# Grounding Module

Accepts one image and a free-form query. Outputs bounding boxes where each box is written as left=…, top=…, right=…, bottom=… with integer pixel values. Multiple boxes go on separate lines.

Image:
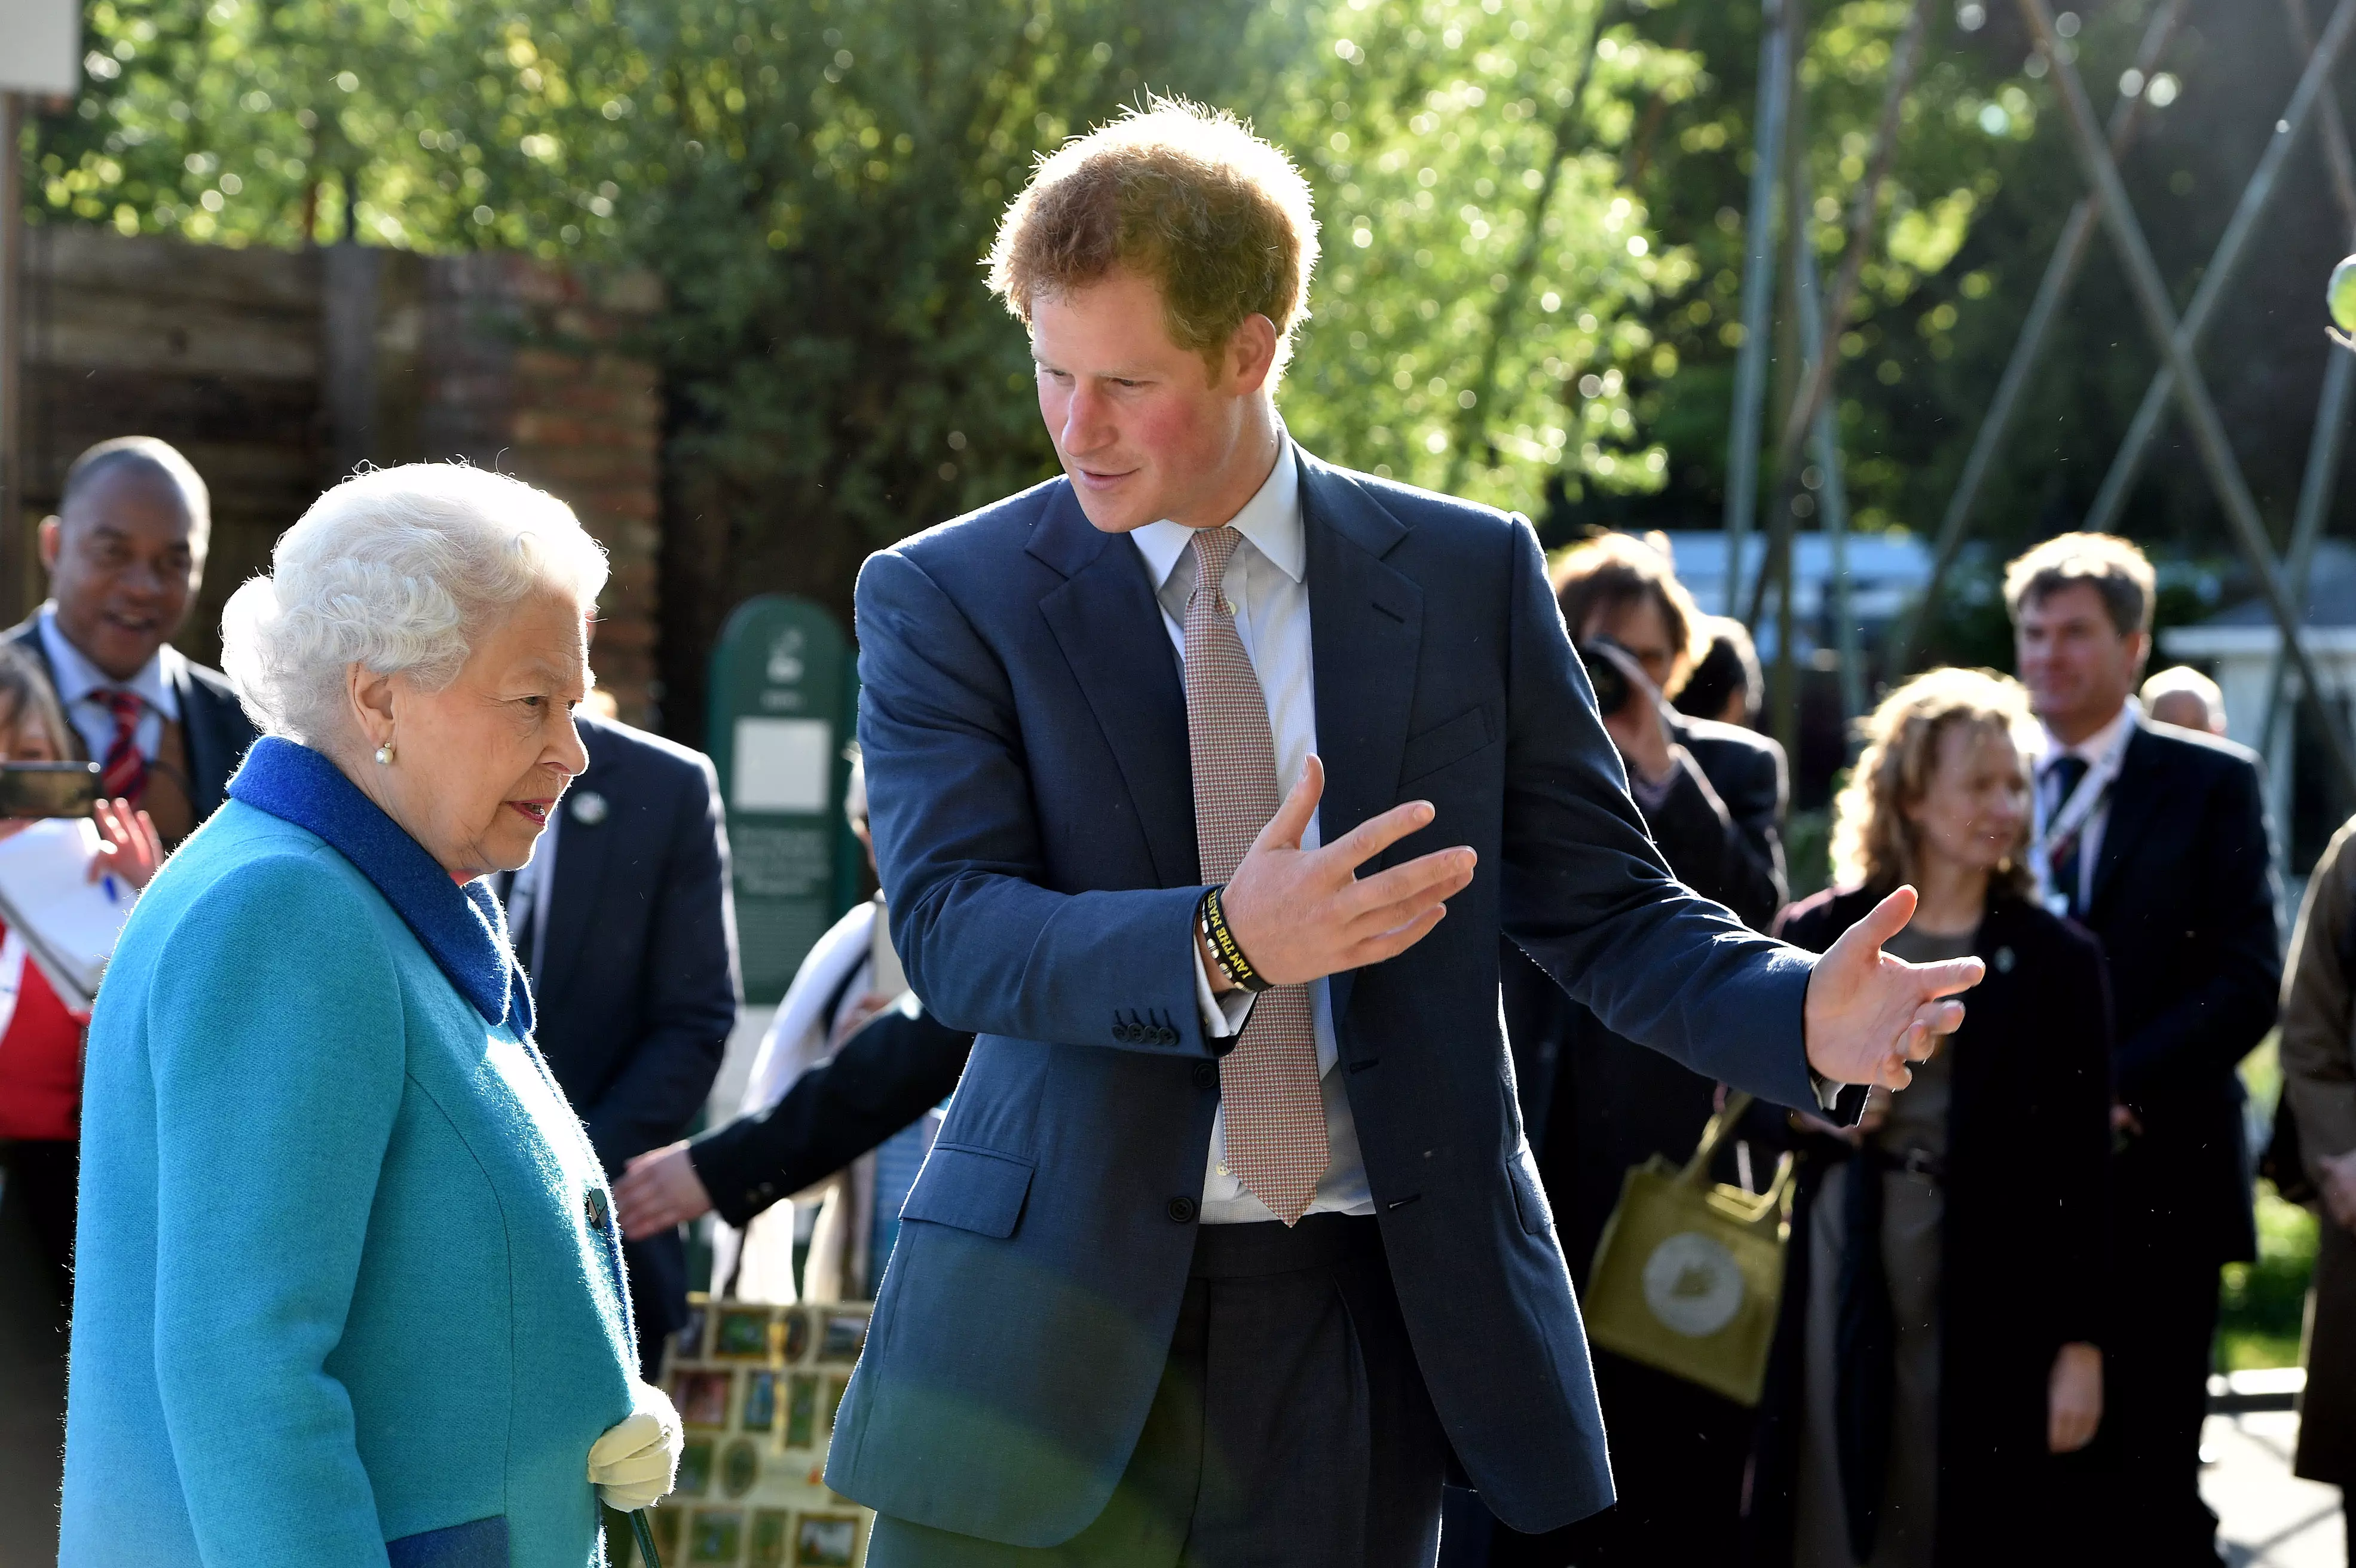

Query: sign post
left=707, top=595, right=859, bottom=1006
left=1, top=0, right=81, bottom=621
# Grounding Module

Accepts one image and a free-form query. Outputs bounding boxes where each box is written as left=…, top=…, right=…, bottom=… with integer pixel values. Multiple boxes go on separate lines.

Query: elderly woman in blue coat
left=60, top=463, right=681, bottom=1566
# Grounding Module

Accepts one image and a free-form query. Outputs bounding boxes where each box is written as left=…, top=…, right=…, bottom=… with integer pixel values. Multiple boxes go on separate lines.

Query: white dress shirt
left=2036, top=698, right=2137, bottom=912
left=38, top=606, right=182, bottom=765
left=1130, top=439, right=1375, bottom=1224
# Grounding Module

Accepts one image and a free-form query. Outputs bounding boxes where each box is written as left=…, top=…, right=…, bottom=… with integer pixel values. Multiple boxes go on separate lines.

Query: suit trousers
left=867, top=1213, right=1450, bottom=1568
left=2095, top=1234, right=2225, bottom=1567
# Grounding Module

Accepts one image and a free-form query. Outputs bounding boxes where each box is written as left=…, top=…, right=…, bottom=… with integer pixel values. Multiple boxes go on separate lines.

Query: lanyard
left=2031, top=741, right=2123, bottom=911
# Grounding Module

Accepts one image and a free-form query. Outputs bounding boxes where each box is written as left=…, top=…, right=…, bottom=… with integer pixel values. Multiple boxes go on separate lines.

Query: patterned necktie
left=97, top=689, right=149, bottom=803
left=2046, top=754, right=2090, bottom=915
left=1183, top=526, right=1329, bottom=1224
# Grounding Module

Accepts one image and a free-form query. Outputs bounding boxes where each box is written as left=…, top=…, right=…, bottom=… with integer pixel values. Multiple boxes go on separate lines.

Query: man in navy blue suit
left=837, top=103, right=1984, bottom=1566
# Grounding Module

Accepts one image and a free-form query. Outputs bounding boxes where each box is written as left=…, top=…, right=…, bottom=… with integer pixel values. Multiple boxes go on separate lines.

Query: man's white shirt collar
left=37, top=605, right=181, bottom=720
left=1130, top=439, right=1304, bottom=590
left=2041, top=697, right=2135, bottom=773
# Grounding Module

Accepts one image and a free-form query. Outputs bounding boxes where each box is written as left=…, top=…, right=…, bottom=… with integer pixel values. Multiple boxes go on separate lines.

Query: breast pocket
left=899, top=1144, right=1036, bottom=1239
left=1399, top=704, right=1496, bottom=786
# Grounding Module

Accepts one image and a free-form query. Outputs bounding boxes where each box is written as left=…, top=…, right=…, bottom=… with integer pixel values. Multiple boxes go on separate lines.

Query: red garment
left=0, top=931, right=89, bottom=1141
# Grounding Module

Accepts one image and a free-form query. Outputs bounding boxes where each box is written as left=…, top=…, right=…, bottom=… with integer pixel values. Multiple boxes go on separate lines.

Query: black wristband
left=1198, top=885, right=1272, bottom=993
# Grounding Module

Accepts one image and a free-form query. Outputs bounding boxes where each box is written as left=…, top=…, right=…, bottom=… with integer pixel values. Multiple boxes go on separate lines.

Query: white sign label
left=1641, top=1230, right=1746, bottom=1338
left=0, top=0, right=80, bottom=96
left=733, top=716, right=832, bottom=814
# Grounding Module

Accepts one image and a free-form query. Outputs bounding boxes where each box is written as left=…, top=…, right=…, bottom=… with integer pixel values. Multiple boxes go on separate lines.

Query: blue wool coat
left=61, top=738, right=638, bottom=1567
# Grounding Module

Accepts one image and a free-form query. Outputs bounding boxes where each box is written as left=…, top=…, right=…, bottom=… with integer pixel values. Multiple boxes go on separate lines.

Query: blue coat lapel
left=1299, top=450, right=1422, bottom=1032
left=228, top=737, right=532, bottom=1031
left=1030, top=482, right=1201, bottom=888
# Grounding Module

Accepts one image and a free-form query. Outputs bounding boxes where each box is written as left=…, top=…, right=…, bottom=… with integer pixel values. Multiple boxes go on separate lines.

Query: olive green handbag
left=1581, top=1093, right=1794, bottom=1407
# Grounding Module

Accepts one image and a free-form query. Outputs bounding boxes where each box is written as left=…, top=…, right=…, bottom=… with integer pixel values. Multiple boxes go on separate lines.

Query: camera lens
left=1578, top=643, right=1632, bottom=718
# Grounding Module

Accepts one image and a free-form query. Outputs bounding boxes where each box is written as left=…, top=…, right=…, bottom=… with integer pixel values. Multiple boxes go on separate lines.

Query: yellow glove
left=587, top=1380, right=683, bottom=1512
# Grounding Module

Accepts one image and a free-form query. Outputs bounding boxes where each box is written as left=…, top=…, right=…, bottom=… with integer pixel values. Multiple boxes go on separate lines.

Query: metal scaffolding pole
left=2080, top=0, right=2356, bottom=535
left=2018, top=0, right=2356, bottom=795
left=1723, top=0, right=1795, bottom=615
left=2259, top=0, right=2356, bottom=768
left=1794, top=209, right=1865, bottom=725
left=1886, top=0, right=2186, bottom=674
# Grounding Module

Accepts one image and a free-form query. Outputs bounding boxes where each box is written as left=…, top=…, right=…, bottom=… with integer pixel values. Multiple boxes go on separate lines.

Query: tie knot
left=1189, top=526, right=1243, bottom=610
left=101, top=689, right=143, bottom=724
left=2048, top=754, right=2089, bottom=795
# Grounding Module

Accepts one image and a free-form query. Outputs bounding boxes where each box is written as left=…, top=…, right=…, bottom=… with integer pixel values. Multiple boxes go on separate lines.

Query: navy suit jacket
left=839, top=447, right=1819, bottom=1543
left=524, top=712, right=739, bottom=1358
left=2076, top=713, right=2279, bottom=1263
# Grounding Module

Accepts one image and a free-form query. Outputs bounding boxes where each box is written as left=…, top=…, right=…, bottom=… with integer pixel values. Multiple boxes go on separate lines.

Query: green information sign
left=708, top=595, right=862, bottom=1006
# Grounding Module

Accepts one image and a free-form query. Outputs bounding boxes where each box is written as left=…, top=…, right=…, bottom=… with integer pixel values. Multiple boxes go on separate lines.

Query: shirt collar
left=37, top=606, right=182, bottom=721
left=227, top=736, right=530, bottom=1031
left=2042, top=698, right=2137, bottom=772
left=1130, top=437, right=1304, bottom=590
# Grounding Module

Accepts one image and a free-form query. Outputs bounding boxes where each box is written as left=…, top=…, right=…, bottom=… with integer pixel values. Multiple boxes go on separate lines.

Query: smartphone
left=0, top=762, right=101, bottom=819
left=1576, top=640, right=1634, bottom=718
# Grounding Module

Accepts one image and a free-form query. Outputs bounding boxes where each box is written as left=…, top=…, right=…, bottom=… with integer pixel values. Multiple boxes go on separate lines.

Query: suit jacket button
left=1115, top=1025, right=1137, bottom=1043
left=1158, top=1027, right=1179, bottom=1046
left=1192, top=1061, right=1217, bottom=1089
left=586, top=1187, right=610, bottom=1232
left=1166, top=1196, right=1197, bottom=1224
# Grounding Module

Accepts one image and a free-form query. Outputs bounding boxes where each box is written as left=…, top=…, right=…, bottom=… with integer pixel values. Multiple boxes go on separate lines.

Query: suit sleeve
left=2113, top=755, right=2281, bottom=1105
left=690, top=1000, right=976, bottom=1227
left=857, top=548, right=1216, bottom=1057
left=2282, top=822, right=2356, bottom=1172
left=577, top=754, right=740, bottom=1170
left=145, top=856, right=405, bottom=1564
left=2042, top=928, right=2116, bottom=1348
left=1494, top=519, right=1819, bottom=1111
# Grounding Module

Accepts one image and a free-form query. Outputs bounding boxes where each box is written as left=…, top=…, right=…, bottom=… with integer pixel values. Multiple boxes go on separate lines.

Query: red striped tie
left=1185, top=525, right=1328, bottom=1224
left=97, top=689, right=148, bottom=803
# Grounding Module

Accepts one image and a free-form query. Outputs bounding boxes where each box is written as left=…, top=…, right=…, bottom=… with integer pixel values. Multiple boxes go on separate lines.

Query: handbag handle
left=1678, top=1091, right=1793, bottom=1232
left=1678, top=1092, right=1755, bottom=1186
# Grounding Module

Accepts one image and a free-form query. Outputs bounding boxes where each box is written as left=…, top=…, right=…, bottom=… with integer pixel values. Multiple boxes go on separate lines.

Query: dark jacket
left=846, top=446, right=1823, bottom=1543
left=524, top=712, right=739, bottom=1363
left=1505, top=710, right=1788, bottom=1284
left=689, top=999, right=975, bottom=1228
left=2082, top=715, right=2279, bottom=1263
left=6, top=616, right=256, bottom=832
left=1749, top=887, right=2114, bottom=1567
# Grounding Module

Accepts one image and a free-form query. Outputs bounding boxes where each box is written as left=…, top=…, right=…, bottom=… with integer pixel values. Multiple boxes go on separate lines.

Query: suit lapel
left=1030, top=482, right=1201, bottom=887
left=2087, top=718, right=2161, bottom=917
left=1299, top=452, right=1422, bottom=1031
left=534, top=719, right=617, bottom=1007
left=172, top=664, right=225, bottom=819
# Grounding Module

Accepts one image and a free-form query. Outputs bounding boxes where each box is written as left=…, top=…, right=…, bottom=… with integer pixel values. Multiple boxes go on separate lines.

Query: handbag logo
left=1641, top=1231, right=1746, bottom=1337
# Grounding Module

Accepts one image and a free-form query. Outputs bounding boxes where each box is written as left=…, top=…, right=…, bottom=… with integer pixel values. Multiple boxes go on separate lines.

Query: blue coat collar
left=228, top=736, right=531, bottom=1032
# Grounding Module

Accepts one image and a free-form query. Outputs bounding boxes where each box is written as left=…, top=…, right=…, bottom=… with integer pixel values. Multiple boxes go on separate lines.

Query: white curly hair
left=221, top=464, right=610, bottom=745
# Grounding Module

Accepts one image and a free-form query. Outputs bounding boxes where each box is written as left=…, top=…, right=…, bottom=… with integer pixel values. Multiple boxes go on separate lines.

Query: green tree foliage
left=28, top=0, right=2332, bottom=730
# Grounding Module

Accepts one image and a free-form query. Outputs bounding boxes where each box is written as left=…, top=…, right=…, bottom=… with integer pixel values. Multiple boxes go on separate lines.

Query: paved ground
left=2208, top=1411, right=2347, bottom=1568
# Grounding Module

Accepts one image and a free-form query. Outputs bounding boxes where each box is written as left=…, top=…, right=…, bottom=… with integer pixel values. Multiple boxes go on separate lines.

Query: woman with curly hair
left=1747, top=667, right=2113, bottom=1568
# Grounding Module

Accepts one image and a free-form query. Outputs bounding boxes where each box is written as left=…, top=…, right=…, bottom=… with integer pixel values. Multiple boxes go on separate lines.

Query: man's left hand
left=616, top=1141, right=717, bottom=1239
left=1801, top=886, right=1985, bottom=1091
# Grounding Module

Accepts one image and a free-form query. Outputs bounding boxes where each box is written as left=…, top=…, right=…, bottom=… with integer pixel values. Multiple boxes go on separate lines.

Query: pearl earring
left=375, top=743, right=395, bottom=765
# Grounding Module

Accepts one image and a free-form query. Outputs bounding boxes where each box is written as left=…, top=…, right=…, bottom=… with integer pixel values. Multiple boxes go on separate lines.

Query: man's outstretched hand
left=1209, top=755, right=1477, bottom=992
left=1802, top=886, right=1985, bottom=1091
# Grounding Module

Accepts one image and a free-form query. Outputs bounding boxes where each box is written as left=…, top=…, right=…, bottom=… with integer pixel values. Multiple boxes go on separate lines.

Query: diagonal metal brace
left=2081, top=0, right=2356, bottom=535
left=2017, top=0, right=2356, bottom=796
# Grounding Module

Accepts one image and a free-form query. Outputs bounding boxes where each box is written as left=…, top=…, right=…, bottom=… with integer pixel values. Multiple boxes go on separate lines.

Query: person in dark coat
left=1751, top=668, right=2112, bottom=1568
left=615, top=999, right=974, bottom=1250
left=7, top=437, right=258, bottom=847
left=1477, top=534, right=1786, bottom=1568
left=2274, top=814, right=2356, bottom=1567
left=501, top=707, right=739, bottom=1380
left=2006, top=534, right=2279, bottom=1566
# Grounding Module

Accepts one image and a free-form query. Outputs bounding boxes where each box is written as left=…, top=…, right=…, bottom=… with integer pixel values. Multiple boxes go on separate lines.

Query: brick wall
left=18, top=228, right=665, bottom=725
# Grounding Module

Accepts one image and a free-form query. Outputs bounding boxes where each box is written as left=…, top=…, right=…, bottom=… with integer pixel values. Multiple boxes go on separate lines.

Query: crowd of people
left=5, top=98, right=2352, bottom=1568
